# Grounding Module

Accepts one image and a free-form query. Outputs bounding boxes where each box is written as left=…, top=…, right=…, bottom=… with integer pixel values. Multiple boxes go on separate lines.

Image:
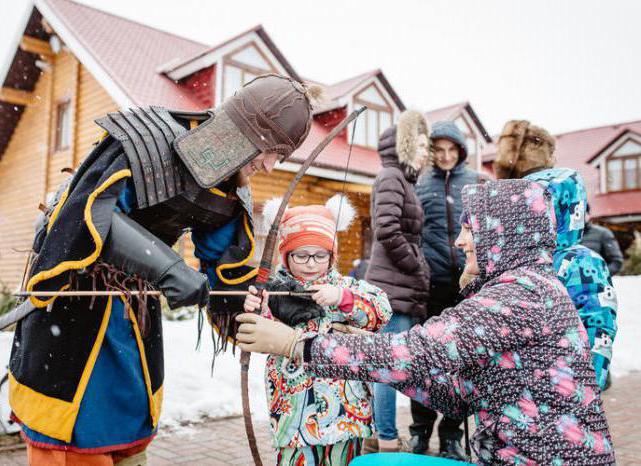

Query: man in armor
left=9, top=74, right=316, bottom=465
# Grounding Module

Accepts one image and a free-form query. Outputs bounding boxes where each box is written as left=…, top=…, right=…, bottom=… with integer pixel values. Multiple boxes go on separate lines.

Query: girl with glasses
left=243, top=195, right=392, bottom=466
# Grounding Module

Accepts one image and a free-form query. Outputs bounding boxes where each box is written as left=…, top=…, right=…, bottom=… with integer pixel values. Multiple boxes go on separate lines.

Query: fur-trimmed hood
left=377, top=110, right=430, bottom=182
left=493, top=120, right=556, bottom=179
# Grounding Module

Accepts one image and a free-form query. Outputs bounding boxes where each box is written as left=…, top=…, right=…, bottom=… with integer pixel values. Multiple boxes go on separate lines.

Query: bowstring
left=329, top=113, right=362, bottom=264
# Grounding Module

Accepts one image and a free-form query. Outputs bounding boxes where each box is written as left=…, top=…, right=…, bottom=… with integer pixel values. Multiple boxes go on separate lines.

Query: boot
left=378, top=437, right=411, bottom=452
left=362, top=436, right=378, bottom=455
left=410, top=434, right=429, bottom=455
left=439, top=439, right=467, bottom=461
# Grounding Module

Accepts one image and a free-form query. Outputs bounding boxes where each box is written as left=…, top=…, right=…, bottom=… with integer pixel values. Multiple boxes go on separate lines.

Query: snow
left=609, top=276, right=641, bottom=378
left=0, top=276, right=639, bottom=432
left=159, top=319, right=269, bottom=429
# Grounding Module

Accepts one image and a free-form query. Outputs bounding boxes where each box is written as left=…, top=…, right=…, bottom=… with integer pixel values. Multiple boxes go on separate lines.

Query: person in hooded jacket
left=581, top=204, right=624, bottom=276
left=413, top=121, right=487, bottom=458
left=236, top=178, right=616, bottom=465
left=363, top=110, right=431, bottom=452
left=493, top=120, right=618, bottom=390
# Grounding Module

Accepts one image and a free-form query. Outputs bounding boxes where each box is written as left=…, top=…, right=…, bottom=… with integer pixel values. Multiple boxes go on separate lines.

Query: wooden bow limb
left=240, top=105, right=367, bottom=466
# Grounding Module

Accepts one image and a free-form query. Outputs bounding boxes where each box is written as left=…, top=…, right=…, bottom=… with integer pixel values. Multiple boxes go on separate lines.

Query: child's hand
left=244, top=286, right=268, bottom=314
left=308, top=284, right=343, bottom=307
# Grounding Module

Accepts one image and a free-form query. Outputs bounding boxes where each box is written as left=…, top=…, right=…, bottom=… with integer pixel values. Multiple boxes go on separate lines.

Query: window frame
left=54, top=98, right=72, bottom=152
left=606, top=152, right=641, bottom=192
left=221, top=42, right=278, bottom=100
left=353, top=83, right=393, bottom=149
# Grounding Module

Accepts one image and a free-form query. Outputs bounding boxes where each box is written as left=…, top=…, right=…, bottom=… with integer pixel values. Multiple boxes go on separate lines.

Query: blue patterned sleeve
left=554, top=247, right=618, bottom=389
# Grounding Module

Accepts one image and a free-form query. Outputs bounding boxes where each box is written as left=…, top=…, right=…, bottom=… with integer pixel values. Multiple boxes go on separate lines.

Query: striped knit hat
left=263, top=195, right=356, bottom=266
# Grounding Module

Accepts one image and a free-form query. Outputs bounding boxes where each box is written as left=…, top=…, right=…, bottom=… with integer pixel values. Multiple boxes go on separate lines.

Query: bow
left=240, top=106, right=366, bottom=465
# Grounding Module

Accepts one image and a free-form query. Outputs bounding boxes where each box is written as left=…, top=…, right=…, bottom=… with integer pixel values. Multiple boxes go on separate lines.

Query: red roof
left=33, top=0, right=382, bottom=178
left=47, top=0, right=207, bottom=110
left=290, top=120, right=381, bottom=177
left=482, top=119, right=641, bottom=219
left=323, top=70, right=380, bottom=101
left=425, top=102, right=467, bottom=124
left=161, top=24, right=301, bottom=82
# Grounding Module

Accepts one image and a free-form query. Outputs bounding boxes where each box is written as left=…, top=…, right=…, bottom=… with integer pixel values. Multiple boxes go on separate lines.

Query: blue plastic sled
left=350, top=452, right=474, bottom=465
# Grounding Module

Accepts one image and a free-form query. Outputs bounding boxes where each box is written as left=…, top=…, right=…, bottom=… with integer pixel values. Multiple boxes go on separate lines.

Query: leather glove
left=266, top=274, right=324, bottom=326
left=157, top=260, right=209, bottom=309
left=235, top=313, right=302, bottom=357
left=101, top=212, right=209, bottom=309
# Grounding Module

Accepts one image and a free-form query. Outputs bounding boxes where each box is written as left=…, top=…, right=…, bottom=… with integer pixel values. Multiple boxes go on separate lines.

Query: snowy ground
left=1, top=276, right=639, bottom=432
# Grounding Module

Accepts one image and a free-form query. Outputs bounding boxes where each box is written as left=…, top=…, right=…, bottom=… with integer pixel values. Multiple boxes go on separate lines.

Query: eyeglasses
left=289, top=251, right=332, bottom=265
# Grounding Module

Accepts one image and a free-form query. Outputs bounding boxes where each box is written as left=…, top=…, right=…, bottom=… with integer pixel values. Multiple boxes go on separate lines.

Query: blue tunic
left=22, top=185, right=238, bottom=451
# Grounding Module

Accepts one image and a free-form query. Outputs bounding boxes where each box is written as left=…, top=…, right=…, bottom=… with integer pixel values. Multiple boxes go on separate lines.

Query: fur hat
left=493, top=120, right=556, bottom=179
left=263, top=194, right=356, bottom=266
left=396, top=110, right=430, bottom=173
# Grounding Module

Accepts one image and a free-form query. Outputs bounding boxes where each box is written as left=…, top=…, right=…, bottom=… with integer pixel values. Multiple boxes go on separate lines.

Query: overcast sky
left=2, top=0, right=640, bottom=135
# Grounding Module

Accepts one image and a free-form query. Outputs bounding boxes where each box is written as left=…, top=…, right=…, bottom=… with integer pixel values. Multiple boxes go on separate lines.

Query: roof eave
left=35, top=0, right=134, bottom=107
left=0, top=2, right=34, bottom=87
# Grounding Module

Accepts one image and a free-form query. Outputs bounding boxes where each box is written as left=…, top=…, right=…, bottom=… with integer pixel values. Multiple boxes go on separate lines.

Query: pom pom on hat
left=262, top=197, right=284, bottom=230
left=325, top=194, right=355, bottom=232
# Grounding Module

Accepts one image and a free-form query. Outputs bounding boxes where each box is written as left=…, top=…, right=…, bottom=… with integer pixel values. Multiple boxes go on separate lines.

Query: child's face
left=287, top=246, right=331, bottom=282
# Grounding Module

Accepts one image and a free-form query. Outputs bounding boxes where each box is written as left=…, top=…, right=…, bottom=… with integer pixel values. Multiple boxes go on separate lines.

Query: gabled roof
left=325, top=69, right=405, bottom=111
left=586, top=128, right=641, bottom=165
left=160, top=24, right=301, bottom=82
left=324, top=70, right=380, bottom=101
left=0, top=0, right=384, bottom=177
left=38, top=0, right=207, bottom=109
left=425, top=101, right=491, bottom=143
left=289, top=120, right=381, bottom=177
left=425, top=102, right=467, bottom=123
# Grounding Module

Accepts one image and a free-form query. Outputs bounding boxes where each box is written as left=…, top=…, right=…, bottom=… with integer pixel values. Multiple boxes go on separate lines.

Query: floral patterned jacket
left=264, top=268, right=391, bottom=449
left=301, top=180, right=615, bottom=465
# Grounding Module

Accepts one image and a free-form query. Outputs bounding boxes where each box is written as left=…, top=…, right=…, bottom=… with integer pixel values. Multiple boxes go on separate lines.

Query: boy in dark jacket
left=413, top=121, right=486, bottom=458
left=581, top=205, right=624, bottom=276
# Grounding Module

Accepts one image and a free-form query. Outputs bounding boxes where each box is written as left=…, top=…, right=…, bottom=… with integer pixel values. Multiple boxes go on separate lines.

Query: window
left=353, top=84, right=393, bottom=148
left=222, top=43, right=275, bottom=100
left=606, top=139, right=641, bottom=191
left=55, top=100, right=71, bottom=151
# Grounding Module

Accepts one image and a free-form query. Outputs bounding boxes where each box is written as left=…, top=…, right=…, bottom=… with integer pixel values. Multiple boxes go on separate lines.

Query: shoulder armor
left=95, top=106, right=190, bottom=208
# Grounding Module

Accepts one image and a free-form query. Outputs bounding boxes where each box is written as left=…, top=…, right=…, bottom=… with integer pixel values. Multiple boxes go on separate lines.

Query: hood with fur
left=377, top=110, right=429, bottom=182
left=493, top=120, right=556, bottom=179
left=525, top=167, right=587, bottom=251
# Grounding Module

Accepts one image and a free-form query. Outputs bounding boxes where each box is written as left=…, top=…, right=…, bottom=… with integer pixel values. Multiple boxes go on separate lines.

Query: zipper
left=444, top=171, right=459, bottom=284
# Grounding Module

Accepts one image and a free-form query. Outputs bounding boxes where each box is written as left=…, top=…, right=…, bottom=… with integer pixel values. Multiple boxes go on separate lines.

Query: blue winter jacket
left=415, top=163, right=485, bottom=288
left=525, top=168, right=618, bottom=389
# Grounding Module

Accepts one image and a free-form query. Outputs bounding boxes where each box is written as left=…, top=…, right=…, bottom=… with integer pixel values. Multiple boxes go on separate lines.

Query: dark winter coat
left=366, top=126, right=430, bottom=319
left=415, top=163, right=486, bottom=290
left=304, top=179, right=614, bottom=465
left=415, top=120, right=487, bottom=292
left=581, top=223, right=624, bottom=276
